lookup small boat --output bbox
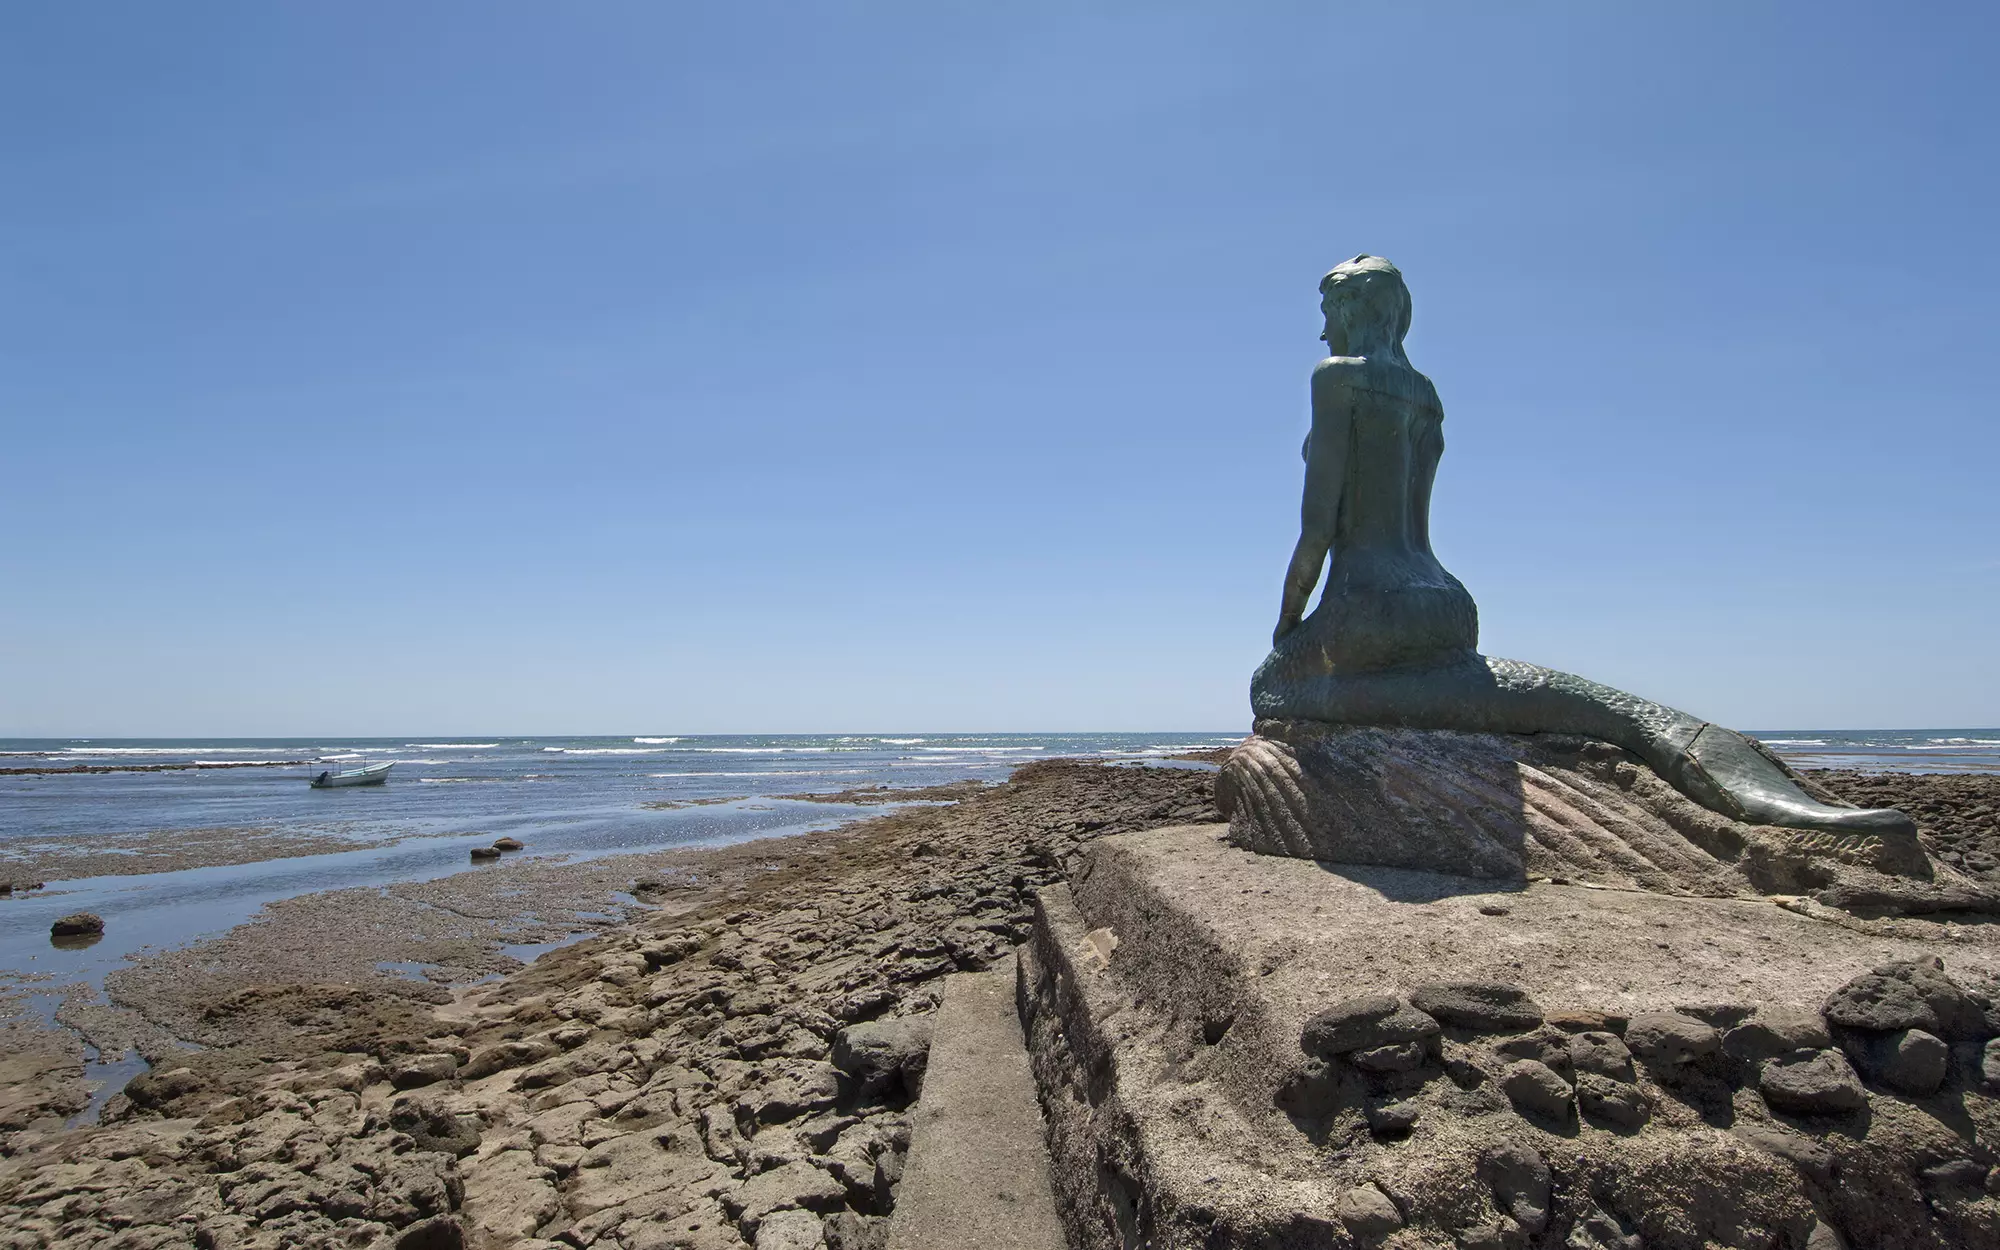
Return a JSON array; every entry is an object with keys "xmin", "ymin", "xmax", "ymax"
[{"xmin": 310, "ymin": 762, "xmax": 394, "ymax": 788}]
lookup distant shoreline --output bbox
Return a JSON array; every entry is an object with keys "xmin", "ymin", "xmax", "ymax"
[{"xmin": 0, "ymin": 760, "xmax": 309, "ymax": 776}]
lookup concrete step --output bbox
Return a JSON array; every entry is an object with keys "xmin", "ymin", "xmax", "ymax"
[{"xmin": 887, "ymin": 952, "xmax": 1068, "ymax": 1250}]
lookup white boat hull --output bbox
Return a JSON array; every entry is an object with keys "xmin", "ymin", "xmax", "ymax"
[{"xmin": 311, "ymin": 762, "xmax": 394, "ymax": 788}]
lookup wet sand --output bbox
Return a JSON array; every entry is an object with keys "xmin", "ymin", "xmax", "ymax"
[{"xmin": 0, "ymin": 823, "xmax": 437, "ymax": 883}]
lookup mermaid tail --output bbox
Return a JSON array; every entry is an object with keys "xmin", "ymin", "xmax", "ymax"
[{"xmin": 1250, "ymin": 650, "xmax": 1916, "ymax": 839}]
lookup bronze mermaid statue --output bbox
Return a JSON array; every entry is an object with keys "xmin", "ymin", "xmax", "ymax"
[{"xmin": 1251, "ymin": 255, "xmax": 1914, "ymax": 838}]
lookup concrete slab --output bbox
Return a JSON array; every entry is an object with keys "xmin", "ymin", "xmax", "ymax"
[
  {"xmin": 887, "ymin": 952, "xmax": 1067, "ymax": 1250},
  {"xmin": 1020, "ymin": 824, "xmax": 2000, "ymax": 1250}
]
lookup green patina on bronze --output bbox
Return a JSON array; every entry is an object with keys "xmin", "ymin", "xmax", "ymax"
[{"xmin": 1252, "ymin": 255, "xmax": 1914, "ymax": 838}]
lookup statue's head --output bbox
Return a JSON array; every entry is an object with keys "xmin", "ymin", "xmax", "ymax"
[{"xmin": 1319, "ymin": 255, "xmax": 1411, "ymax": 360}]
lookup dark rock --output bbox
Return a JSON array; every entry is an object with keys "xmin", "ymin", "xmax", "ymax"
[
  {"xmin": 1920, "ymin": 1159, "xmax": 1990, "ymax": 1193},
  {"xmin": 1759, "ymin": 1048, "xmax": 1867, "ymax": 1115},
  {"xmin": 491, "ymin": 836, "xmax": 524, "ymax": 851},
  {"xmin": 394, "ymin": 1216, "xmax": 467, "ymax": 1250},
  {"xmin": 1299, "ymin": 996, "xmax": 1438, "ymax": 1057},
  {"xmin": 1500, "ymin": 1059, "xmax": 1572, "ymax": 1121},
  {"xmin": 1875, "ymin": 1028, "xmax": 1949, "ymax": 1095},
  {"xmin": 1480, "ymin": 1142, "xmax": 1550, "ymax": 1233},
  {"xmin": 1364, "ymin": 1099, "xmax": 1419, "ymax": 1135},
  {"xmin": 1575, "ymin": 1073, "xmax": 1650, "ymax": 1129},
  {"xmin": 1823, "ymin": 959, "xmax": 1987, "ymax": 1039},
  {"xmin": 1568, "ymin": 1031, "xmax": 1635, "ymax": 1080},
  {"xmin": 1723, "ymin": 1009, "xmax": 1832, "ymax": 1063},
  {"xmin": 1675, "ymin": 1002, "xmax": 1755, "ymax": 1028},
  {"xmin": 1983, "ymin": 1038, "xmax": 2000, "ymax": 1090},
  {"xmin": 50, "ymin": 912, "xmax": 104, "ymax": 937},
  {"xmin": 1409, "ymin": 981, "xmax": 1543, "ymax": 1033},
  {"xmin": 469, "ymin": 846, "xmax": 501, "ymax": 860},
  {"xmin": 1624, "ymin": 1011, "xmax": 1719, "ymax": 1072}
]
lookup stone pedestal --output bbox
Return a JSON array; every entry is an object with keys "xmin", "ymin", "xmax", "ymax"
[
  {"xmin": 1021, "ymin": 824, "xmax": 2000, "ymax": 1250},
  {"xmin": 1217, "ymin": 720, "xmax": 1996, "ymax": 917}
]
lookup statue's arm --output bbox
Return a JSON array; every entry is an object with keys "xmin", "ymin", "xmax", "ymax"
[{"xmin": 1274, "ymin": 369, "xmax": 1353, "ymax": 643}]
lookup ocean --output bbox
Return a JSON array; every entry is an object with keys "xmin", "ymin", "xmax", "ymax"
[{"xmin": 1, "ymin": 728, "xmax": 1994, "ymax": 1002}]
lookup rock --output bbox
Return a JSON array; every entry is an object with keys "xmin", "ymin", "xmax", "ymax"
[
  {"xmin": 492, "ymin": 836, "xmax": 524, "ymax": 851},
  {"xmin": 1500, "ymin": 1059, "xmax": 1572, "ymax": 1121},
  {"xmin": 822, "ymin": 1211, "xmax": 888, "ymax": 1250},
  {"xmin": 122, "ymin": 1066, "xmax": 203, "ymax": 1109},
  {"xmin": 1759, "ymin": 1048, "xmax": 1867, "ymax": 1115},
  {"xmin": 1731, "ymin": 1122, "xmax": 1834, "ymax": 1185},
  {"xmin": 1920, "ymin": 1158, "xmax": 1990, "ymax": 1193},
  {"xmin": 726, "ymin": 1159, "xmax": 848, "ymax": 1234},
  {"xmin": 393, "ymin": 1216, "xmax": 467, "ymax": 1250},
  {"xmin": 1408, "ymin": 981, "xmax": 1543, "ymax": 1033},
  {"xmin": 1568, "ymin": 1031, "xmax": 1635, "ymax": 1080},
  {"xmin": 388, "ymin": 1094, "xmax": 482, "ymax": 1157},
  {"xmin": 1876, "ymin": 1028, "xmax": 1949, "ymax": 1095},
  {"xmin": 1983, "ymin": 1038, "xmax": 2000, "ymax": 1090},
  {"xmin": 50, "ymin": 912, "xmax": 103, "ymax": 937},
  {"xmin": 1364, "ymin": 1099, "xmax": 1419, "ymax": 1135},
  {"xmin": 1348, "ymin": 1041, "xmax": 1427, "ymax": 1073},
  {"xmin": 756, "ymin": 1207, "xmax": 829, "ymax": 1250},
  {"xmin": 1823, "ymin": 969, "xmax": 1942, "ymax": 1034},
  {"xmin": 462, "ymin": 1037, "xmax": 559, "ymax": 1078},
  {"xmin": 1335, "ymin": 1183, "xmax": 1403, "ymax": 1240},
  {"xmin": 1547, "ymin": 1010, "xmax": 1624, "ymax": 1034},
  {"xmin": 1575, "ymin": 1072, "xmax": 1650, "ymax": 1129},
  {"xmin": 1623, "ymin": 1011, "xmax": 1720, "ymax": 1072},
  {"xmin": 831, "ymin": 1015, "xmax": 933, "ymax": 1101},
  {"xmin": 1495, "ymin": 1032, "xmax": 1571, "ymax": 1074},
  {"xmin": 1480, "ymin": 1142, "xmax": 1550, "ymax": 1233},
  {"xmin": 469, "ymin": 846, "xmax": 501, "ymax": 860},
  {"xmin": 392, "ymin": 1053, "xmax": 460, "ymax": 1089},
  {"xmin": 1822, "ymin": 960, "xmax": 1986, "ymax": 1039},
  {"xmin": 1722, "ymin": 1008, "xmax": 1832, "ymax": 1062},
  {"xmin": 1805, "ymin": 1220, "xmax": 1848, "ymax": 1250},
  {"xmin": 1299, "ymin": 995, "xmax": 1439, "ymax": 1056}
]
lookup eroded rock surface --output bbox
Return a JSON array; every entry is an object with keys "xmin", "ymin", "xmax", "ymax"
[{"xmin": 0, "ymin": 760, "xmax": 1217, "ymax": 1250}]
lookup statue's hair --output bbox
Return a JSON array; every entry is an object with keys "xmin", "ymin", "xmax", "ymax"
[{"xmin": 1319, "ymin": 254, "xmax": 1412, "ymax": 347}]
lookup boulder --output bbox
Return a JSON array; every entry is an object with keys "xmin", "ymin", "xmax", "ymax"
[
  {"xmin": 1480, "ymin": 1143, "xmax": 1550, "ymax": 1234},
  {"xmin": 1723, "ymin": 1008, "xmax": 1832, "ymax": 1062},
  {"xmin": 469, "ymin": 846, "xmax": 501, "ymax": 861},
  {"xmin": 1875, "ymin": 1028, "xmax": 1949, "ymax": 1095},
  {"xmin": 1576, "ymin": 1073, "xmax": 1650, "ymax": 1129},
  {"xmin": 50, "ymin": 912, "xmax": 104, "ymax": 937},
  {"xmin": 1409, "ymin": 981, "xmax": 1543, "ymax": 1033},
  {"xmin": 1984, "ymin": 1038, "xmax": 2000, "ymax": 1091},
  {"xmin": 1500, "ymin": 1059, "xmax": 1572, "ymax": 1121},
  {"xmin": 1299, "ymin": 995, "xmax": 1438, "ymax": 1056},
  {"xmin": 1624, "ymin": 1012, "xmax": 1720, "ymax": 1072},
  {"xmin": 1758, "ymin": 1049, "xmax": 1867, "ymax": 1115},
  {"xmin": 392, "ymin": 1053, "xmax": 460, "ymax": 1089},
  {"xmin": 388, "ymin": 1094, "xmax": 482, "ymax": 1157},
  {"xmin": 1336, "ymin": 1184, "xmax": 1403, "ymax": 1240},
  {"xmin": 1568, "ymin": 1031, "xmax": 1635, "ymax": 1080},
  {"xmin": 831, "ymin": 1015, "xmax": 933, "ymax": 1101},
  {"xmin": 492, "ymin": 836, "xmax": 524, "ymax": 851},
  {"xmin": 1822, "ymin": 960, "xmax": 1987, "ymax": 1039}
]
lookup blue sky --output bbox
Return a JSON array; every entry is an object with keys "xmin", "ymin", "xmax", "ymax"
[{"xmin": 2, "ymin": 3, "xmax": 1994, "ymax": 736}]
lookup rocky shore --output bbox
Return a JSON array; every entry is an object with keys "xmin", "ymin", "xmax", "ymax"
[
  {"xmin": 0, "ymin": 760, "xmax": 1216, "ymax": 1249},
  {"xmin": 0, "ymin": 761, "xmax": 1993, "ymax": 1250}
]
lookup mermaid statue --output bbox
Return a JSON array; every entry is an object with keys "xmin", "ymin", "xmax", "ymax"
[{"xmin": 1249, "ymin": 255, "xmax": 1914, "ymax": 840}]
